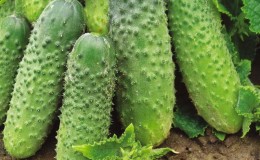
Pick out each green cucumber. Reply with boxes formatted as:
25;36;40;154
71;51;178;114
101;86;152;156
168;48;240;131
167;0;243;133
3;0;85;158
110;0;175;146
0;15;30;124
56;33;116;160
15;0;52;22
84;0;108;35
0;0;15;19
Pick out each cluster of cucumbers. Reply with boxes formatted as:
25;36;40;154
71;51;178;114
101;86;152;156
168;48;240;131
0;0;258;159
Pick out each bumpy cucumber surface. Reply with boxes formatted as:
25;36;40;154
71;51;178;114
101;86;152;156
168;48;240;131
110;0;175;146
167;0;242;133
0;0;15;19
0;15;30;124
56;33;116;160
3;0;85;158
15;0;51;22
85;0;108;35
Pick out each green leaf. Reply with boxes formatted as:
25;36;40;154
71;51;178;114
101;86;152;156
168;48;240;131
213;130;226;141
229;13;251;39
120;143;176;160
73;124;176;160
254;106;260;121
236;86;259;118
73;124;136;159
147;147;176;159
236;60;252;85
236;86;260;136
212;0;243;18
212;0;234;18
241;117;253;138
173;106;208;138
0;0;7;5
242;0;260;33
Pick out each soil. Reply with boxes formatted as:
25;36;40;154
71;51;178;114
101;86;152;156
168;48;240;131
0;46;259;160
162;129;260;160
0;127;259;160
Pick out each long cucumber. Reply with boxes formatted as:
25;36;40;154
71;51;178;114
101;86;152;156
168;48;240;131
167;0;243;133
110;0;175;146
3;0;85;158
56;33;116;160
0;15;30;124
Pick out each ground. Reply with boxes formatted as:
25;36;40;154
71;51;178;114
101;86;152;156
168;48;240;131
162;129;260;160
0;127;259;160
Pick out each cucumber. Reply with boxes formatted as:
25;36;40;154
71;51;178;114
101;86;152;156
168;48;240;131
15;0;52;22
167;0;243;133
0;15;30;124
56;33;116;160
84;0;108;35
3;0;85;158
110;0;175;146
0;0;15;19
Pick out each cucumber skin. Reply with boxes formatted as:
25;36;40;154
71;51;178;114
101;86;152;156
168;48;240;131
167;0;242;133
0;15;30;124
15;0;52;22
0;0;15;18
85;0;108;35
56;33;116;160
3;0;85;158
110;0;175;146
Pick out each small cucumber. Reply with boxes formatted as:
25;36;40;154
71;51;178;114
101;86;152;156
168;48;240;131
56;33;116;160
0;15;30;124
0;0;15;19
15;0;52;22
84;0;108;35
3;0;85;158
